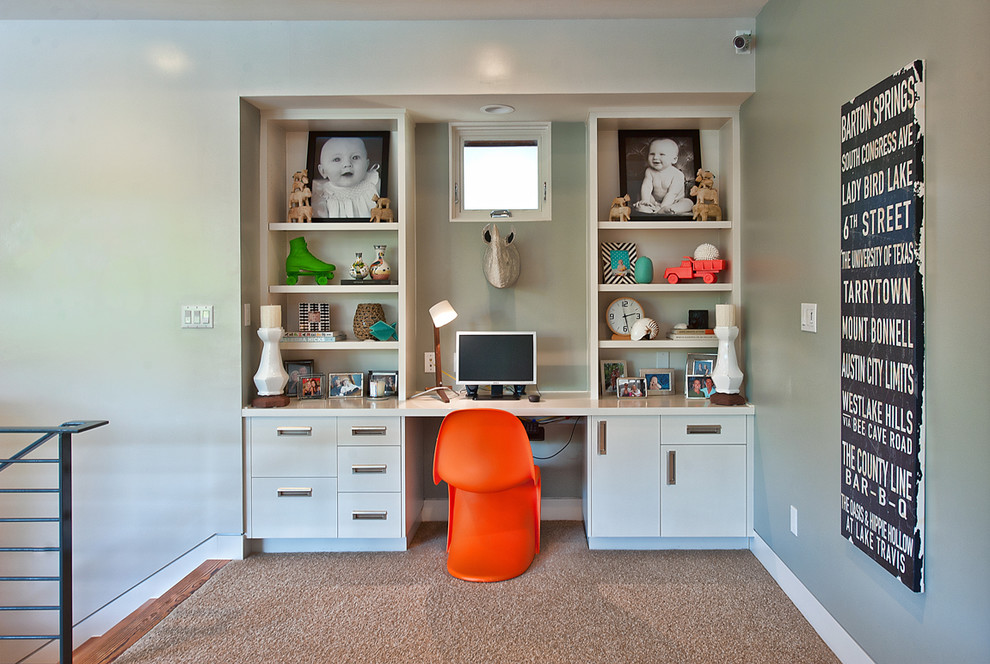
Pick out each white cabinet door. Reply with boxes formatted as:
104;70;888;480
588;416;661;538
660;444;747;537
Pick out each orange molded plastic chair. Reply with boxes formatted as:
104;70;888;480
433;408;541;582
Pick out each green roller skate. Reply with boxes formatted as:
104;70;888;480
285;236;336;286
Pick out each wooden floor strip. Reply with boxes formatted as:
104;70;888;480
73;559;229;664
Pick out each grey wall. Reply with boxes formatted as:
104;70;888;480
0;17;752;643
413;122;589;393
743;1;990;662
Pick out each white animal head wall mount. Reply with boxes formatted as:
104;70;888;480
482;223;520;289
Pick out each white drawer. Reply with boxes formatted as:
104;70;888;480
251;417;336;477
337;492;402;538
337;446;402;493
661;415;747;444
250;477;337;538
337;416;400;446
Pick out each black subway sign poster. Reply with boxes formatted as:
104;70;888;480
839;60;925;593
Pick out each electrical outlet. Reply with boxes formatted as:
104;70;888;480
801;303;817;333
424;352;436;373
790;505;799;536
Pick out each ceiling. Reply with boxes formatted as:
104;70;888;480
0;0;768;21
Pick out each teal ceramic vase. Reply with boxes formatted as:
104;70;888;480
635;256;654;284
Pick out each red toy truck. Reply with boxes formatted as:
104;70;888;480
663;256;727;284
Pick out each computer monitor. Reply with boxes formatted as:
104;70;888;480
455;331;537;397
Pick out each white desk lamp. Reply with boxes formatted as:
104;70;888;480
412;300;458;402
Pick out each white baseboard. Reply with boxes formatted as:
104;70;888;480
72;533;245;648
750;533;874;664
422;497;583;522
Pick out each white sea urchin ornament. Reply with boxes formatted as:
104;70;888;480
694;243;720;261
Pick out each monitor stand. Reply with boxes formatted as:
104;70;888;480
467;385;523;401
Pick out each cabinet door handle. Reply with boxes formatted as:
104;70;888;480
667;451;677;485
686;424;722;435
276;426;313;436
352;464;387;474
598;421;607;455
276;487;313;497
352;510;388;520
350;426;388;436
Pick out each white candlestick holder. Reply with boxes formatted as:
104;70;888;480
710;325;747;406
252;327;290;408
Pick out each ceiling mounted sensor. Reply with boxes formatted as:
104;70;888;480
733;31;753;54
481;104;516;115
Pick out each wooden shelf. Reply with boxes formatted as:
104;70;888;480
269;222;399;232
280;341;399;351
599;338;719;350
599;283;732;293
270;284;400;294
598;220;732;230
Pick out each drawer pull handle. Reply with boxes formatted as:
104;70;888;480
352;510;388;520
351;426;388;436
686;424;722;435
352;464;387;474
277;487;313;497
276;426;313;436
598;421;607;455
667;451;676;485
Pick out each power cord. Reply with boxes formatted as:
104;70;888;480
528;416;582;460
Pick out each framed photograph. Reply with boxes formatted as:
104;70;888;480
328;372;363;398
600;242;637;285
687;353;717;377
600;360;627;395
640;369;674;395
367;371;398;399
616;376;647;399
299;373;326;400
688;309;710;330
284;359;315;398
686;374;709;399
618;129;701;221
298;302;331;333
306;131;390;222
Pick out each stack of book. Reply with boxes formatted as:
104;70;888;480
282;331;348;342
667;327;714;340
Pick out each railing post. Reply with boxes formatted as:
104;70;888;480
59;429;73;664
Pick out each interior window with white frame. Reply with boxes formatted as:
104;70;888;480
449;122;552;222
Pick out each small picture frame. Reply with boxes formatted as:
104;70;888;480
618;129;702;221
367;371;398;399
640;369;674;395
616;376;647;399
688;309;710;330
284;359;315;398
328;372;364;398
687;353;717;377
306;131;390;222
600;360;627;395
299;373;326;400
686;375;709;399
601;242;637;285
298;303;331;332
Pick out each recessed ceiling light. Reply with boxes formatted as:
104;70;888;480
480;104;515;115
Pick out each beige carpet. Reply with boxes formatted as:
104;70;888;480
114;522;839;664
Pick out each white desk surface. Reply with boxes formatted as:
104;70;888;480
243;391;754;417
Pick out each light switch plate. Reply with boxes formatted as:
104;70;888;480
182;305;214;329
801;303;817;333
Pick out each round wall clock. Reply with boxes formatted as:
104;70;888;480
606;297;645;336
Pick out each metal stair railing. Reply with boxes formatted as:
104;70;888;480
0;420;108;664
